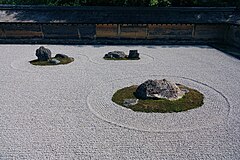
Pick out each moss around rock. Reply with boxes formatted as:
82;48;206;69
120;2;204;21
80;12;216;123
30;46;74;66
29;57;74;66
112;84;204;113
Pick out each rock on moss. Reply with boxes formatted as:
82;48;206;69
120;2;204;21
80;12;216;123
104;51;127;59
135;79;185;100
36;46;51;61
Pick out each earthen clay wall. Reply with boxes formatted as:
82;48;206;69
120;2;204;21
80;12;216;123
0;6;238;46
225;25;240;47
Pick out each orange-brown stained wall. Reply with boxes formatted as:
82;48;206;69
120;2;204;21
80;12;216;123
1;24;42;39
95;24;227;41
96;24;147;39
0;28;4;38
148;24;193;39
0;23;229;43
0;23;96;40
119;24;147;39
42;24;79;39
96;24;118;38
42;24;96;39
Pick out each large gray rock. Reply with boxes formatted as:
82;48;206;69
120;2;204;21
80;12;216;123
104;51;126;59
135;79;185;100
128;50;140;59
36;46;51;61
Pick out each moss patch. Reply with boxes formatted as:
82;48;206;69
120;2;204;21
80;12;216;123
30;57;74;66
112;85;204;113
103;57;140;60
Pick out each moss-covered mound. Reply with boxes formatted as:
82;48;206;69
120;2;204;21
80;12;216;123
112;84;204;113
30;57;74;66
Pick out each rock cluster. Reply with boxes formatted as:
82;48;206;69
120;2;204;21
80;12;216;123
104;50;140;59
34;47;72;65
36;46;51;61
135;79;185;100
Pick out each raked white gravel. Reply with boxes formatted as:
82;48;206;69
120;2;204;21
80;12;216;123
0;45;239;159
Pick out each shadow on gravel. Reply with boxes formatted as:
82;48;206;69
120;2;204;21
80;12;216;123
159;45;211;49
210;44;240;60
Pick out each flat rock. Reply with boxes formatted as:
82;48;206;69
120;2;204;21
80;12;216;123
135;79;185;100
49;58;60;65
104;51;126;59
36;46;51;61
55;54;69;59
123;99;139;107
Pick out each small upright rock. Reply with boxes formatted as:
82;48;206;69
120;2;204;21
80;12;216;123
128;50;140;59
135;79;185;100
36;46;51;61
55;54;69;59
104;51;126;59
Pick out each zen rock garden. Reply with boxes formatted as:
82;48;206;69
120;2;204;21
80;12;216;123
29;46;74;65
104;50;140;60
112;79;204;113
29;46;204;113
1;44;238;159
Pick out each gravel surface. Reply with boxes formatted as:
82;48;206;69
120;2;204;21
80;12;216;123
0;45;239;159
